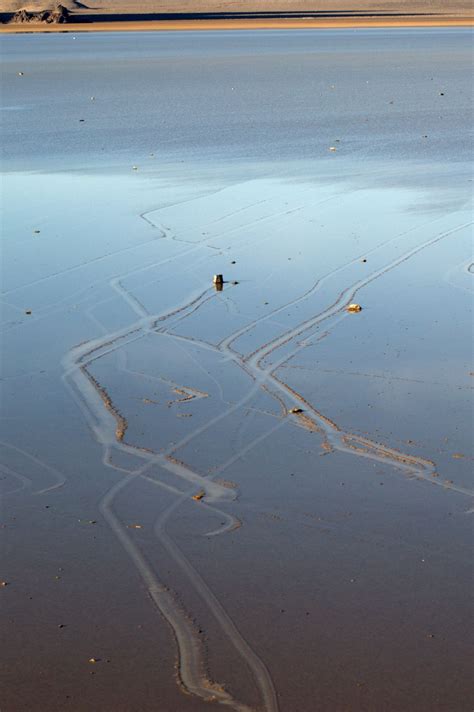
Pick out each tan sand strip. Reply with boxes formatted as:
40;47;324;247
1;16;473;32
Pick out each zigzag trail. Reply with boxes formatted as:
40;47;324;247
60;184;473;712
61;221;280;709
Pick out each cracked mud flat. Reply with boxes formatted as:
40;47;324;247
1;29;473;712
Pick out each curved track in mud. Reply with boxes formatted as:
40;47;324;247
60;184;473;711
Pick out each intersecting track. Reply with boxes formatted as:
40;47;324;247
59;184;473;711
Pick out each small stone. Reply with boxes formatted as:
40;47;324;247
25;310;32;315
0;581;9;587
289;407;303;414
18;71;24;76
192;491;205;501
88;658;100;663
346;303;362;313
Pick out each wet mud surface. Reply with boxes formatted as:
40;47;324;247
1;29;473;712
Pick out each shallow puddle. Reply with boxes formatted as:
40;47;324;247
1;28;472;712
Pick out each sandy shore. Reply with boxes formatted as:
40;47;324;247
1;16;473;32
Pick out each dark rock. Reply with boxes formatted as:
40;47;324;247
10;5;70;24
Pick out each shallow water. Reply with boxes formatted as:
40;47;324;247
1;29;473;712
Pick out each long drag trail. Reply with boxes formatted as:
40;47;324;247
60;183;473;711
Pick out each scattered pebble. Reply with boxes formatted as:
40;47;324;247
25;310;32;315
0;581;9;587
18;71;24;76
132;166;138;171
329;146;337;152
289;407;303;414
88;658;100;664
192;491;205;501
346;303;362;313
33;229;40;234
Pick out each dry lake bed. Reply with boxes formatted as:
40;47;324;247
1;28;473;711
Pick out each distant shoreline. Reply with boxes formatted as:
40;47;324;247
1;15;473;33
